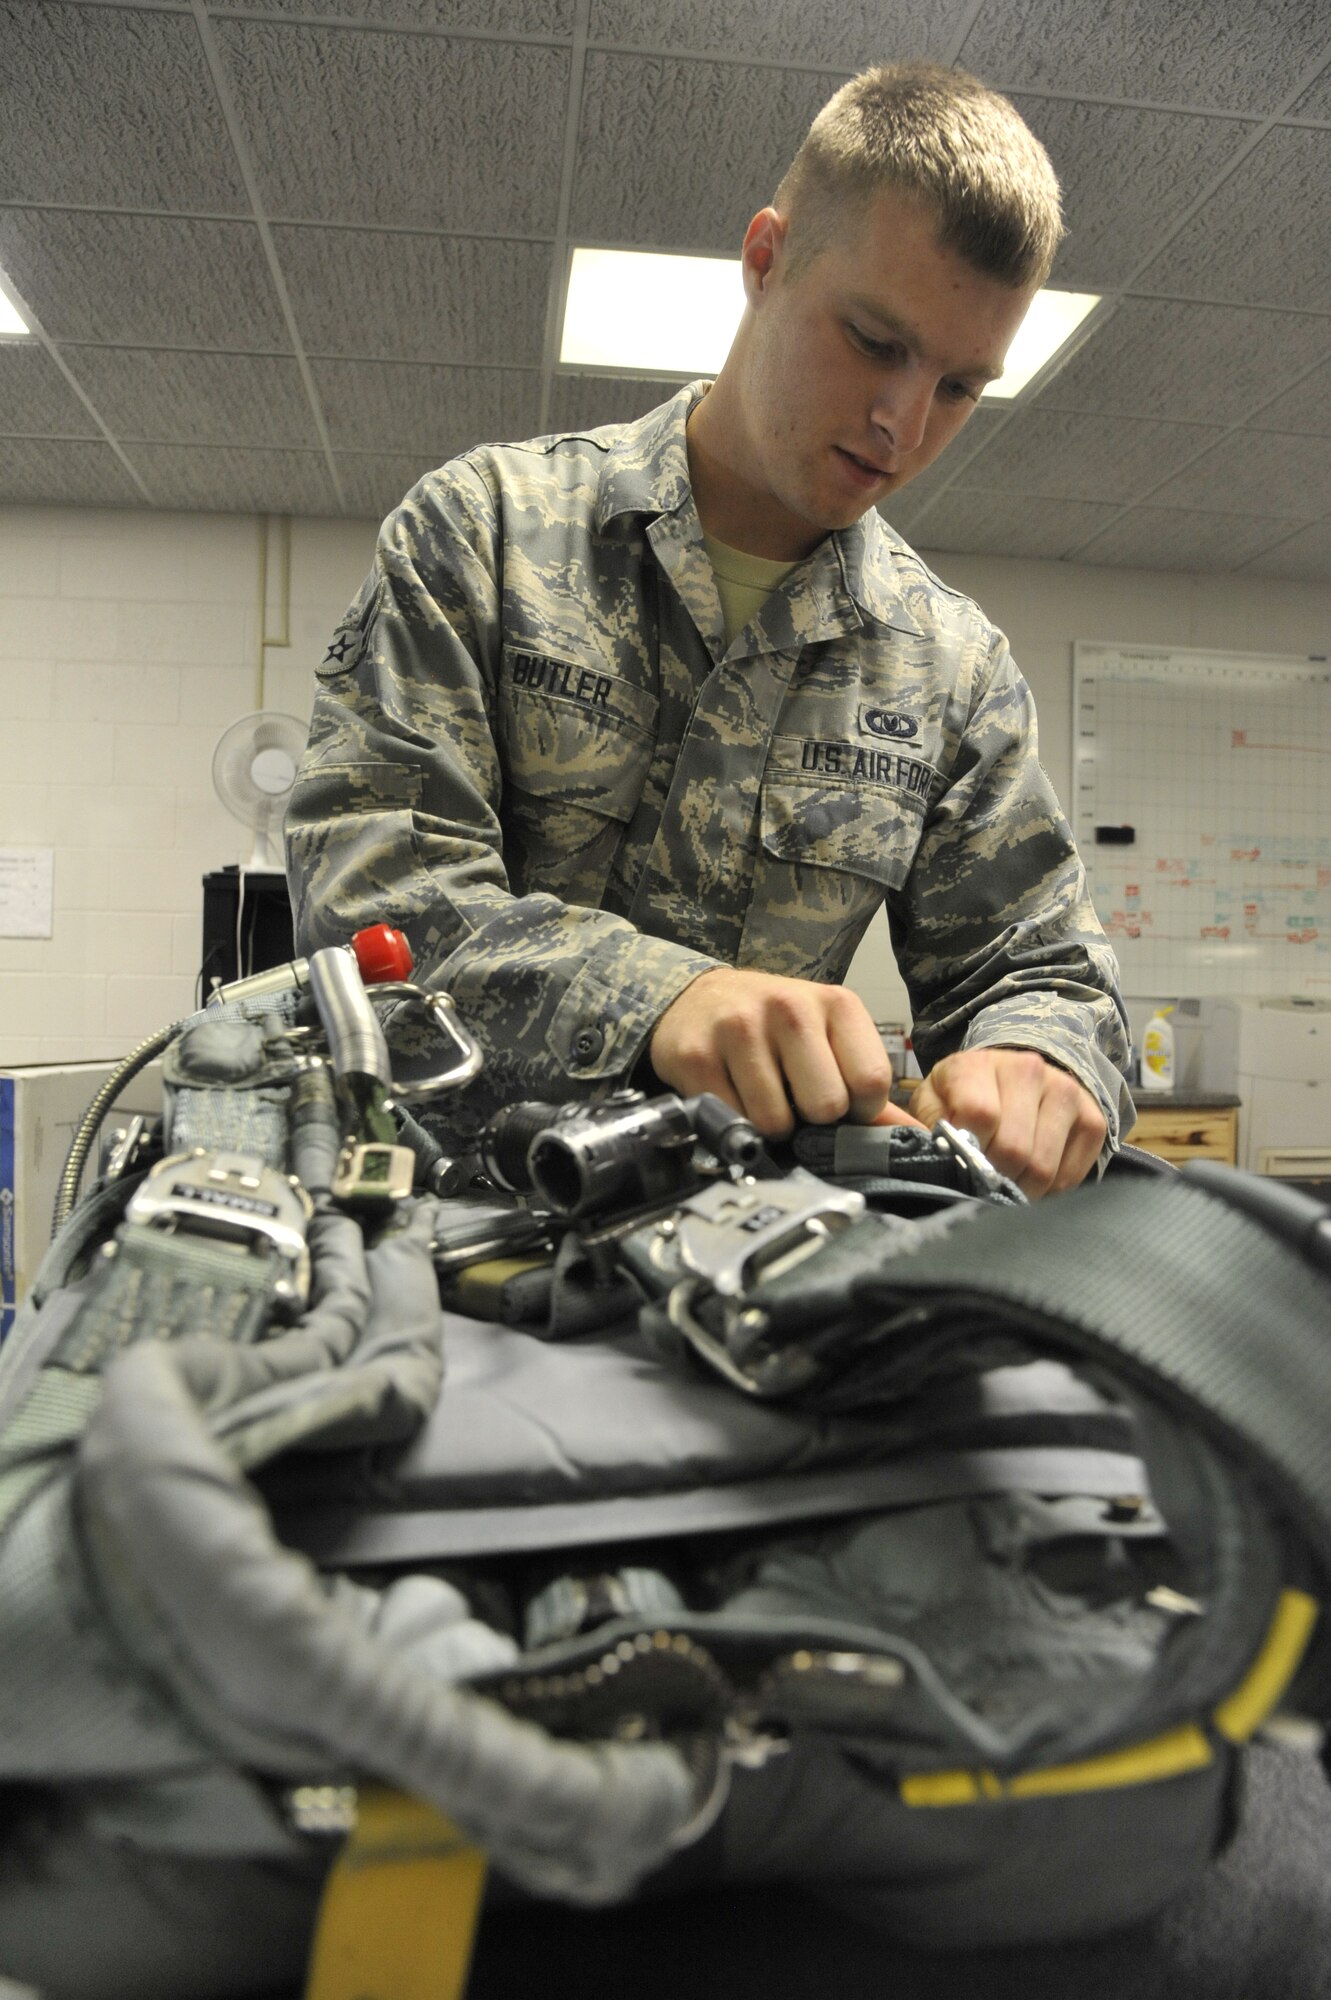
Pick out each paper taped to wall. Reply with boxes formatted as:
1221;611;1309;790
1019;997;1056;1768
0;848;54;939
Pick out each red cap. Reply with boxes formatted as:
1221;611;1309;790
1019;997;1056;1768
350;924;414;984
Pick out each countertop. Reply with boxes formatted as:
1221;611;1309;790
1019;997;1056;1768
1127;1091;1241;1111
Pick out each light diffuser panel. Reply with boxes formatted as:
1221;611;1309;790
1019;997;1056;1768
560;247;1099;398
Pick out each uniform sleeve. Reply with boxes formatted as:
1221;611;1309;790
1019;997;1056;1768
284;464;719;1119
887;628;1133;1146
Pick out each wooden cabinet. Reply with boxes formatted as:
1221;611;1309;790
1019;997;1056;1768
1125;1102;1238;1167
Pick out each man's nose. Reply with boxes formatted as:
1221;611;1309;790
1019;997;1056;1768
871;373;933;457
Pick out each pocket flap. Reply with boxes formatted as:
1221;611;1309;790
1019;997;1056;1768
758;776;923;892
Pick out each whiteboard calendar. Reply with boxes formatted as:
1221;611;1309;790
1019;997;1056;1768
1073;643;1331;999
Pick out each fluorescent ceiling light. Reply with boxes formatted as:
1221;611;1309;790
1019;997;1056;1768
0;277;32;338
560;247;1099;397
561;249;743;375
982;288;1099;400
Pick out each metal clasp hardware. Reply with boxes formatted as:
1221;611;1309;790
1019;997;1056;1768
125;1149;314;1306
932;1120;1027;1204
283;1784;359;1838
331;1140;416;1206
673;1168;865;1297
366;983;484;1103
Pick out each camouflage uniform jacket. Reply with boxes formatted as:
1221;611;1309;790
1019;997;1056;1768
287;382;1131;1139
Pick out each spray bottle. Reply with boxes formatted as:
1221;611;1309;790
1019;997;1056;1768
1138;1004;1176;1093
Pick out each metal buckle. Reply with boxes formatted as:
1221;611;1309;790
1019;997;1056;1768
672;1169;865;1298
932;1120;1027;1204
125;1149;314;1307
331;1139;416;1205
367;982;484;1102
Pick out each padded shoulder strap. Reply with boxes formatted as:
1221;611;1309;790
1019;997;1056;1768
852;1171;1331;1580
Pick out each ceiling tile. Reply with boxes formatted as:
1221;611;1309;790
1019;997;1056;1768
1072;506;1305;571
587;0;967;67
0;210;288;348
0;436;144;506
1241;517;1331;582
570;53;838;251
1035;298;1331;427
311;358;542;453
0;2;249;214
879;487;949;545
334;450;450;521
60;347;320;446
1133;126;1331;312
0;343;95;435
213;20;570;233
953;410;1225;504
1246;353;1331;437
276;226;553;365
546;374;691;432
1006;96;1253;290
238;0;574;30
1287;59;1331;121
123;444;340;514
959;0;1329;114
1145;429;1331;517
910;491;1122;560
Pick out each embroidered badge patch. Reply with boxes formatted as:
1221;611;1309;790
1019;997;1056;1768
859;706;919;740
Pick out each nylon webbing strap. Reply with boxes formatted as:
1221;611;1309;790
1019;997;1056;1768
60;1229;281;1365
304;1790;487;2000
854;1175;1331;1578
790;1124;973;1188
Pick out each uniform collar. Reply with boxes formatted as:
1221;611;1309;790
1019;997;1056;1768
832;510;927;639
594;380;704;530
596;381;926;641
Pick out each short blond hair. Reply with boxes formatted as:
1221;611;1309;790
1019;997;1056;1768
774;63;1064;288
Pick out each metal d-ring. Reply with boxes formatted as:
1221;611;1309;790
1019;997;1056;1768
367;981;484;1101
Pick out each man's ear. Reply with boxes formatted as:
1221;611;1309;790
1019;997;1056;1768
740;207;789;302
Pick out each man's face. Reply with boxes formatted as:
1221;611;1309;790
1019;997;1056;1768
731;188;1037;557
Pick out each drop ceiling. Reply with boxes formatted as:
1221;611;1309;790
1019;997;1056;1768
2;0;1331;578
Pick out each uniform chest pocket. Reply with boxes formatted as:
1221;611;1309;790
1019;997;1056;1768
738;775;926;982
497;649;657;900
498;649;656;818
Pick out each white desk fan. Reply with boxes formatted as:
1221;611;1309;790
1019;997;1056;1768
212;712;306;870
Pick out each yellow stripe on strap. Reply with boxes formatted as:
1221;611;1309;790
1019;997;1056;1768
304;1790;487;2000
902;1589;1321;1810
1004;1724;1212;1797
901;1724;1212;1808
1213;1588;1320;1743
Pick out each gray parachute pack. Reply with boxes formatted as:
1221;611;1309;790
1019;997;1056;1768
2;943;1331;2000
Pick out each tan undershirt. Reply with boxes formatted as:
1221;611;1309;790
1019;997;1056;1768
702;532;799;651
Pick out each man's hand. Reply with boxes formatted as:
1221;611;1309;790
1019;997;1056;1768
649;968;925;1137
910;1047;1106;1198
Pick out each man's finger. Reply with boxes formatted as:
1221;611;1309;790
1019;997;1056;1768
826;1001;896;1124
722;1030;802;1135
867;1100;929;1130
1047;1102;1108;1194
768;1015;852;1128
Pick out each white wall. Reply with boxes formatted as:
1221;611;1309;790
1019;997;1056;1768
1;503;1328;1063
0;506;374;1063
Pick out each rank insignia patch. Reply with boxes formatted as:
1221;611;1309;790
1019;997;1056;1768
317;576;382;680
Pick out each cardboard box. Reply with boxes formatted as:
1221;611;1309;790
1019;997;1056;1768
0;1061;161;1340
